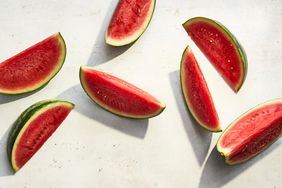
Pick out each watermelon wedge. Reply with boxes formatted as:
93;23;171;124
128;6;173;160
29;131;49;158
79;66;165;118
180;46;221;132
217;99;282;165
105;0;156;46
183;17;247;92
0;33;66;94
7;100;74;172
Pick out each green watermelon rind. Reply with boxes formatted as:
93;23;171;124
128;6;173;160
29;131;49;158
7;99;74;172
216;99;282;165
79;66;166;119
7;100;53;165
215;21;248;92
0;33;67;95
219;136;281;165
105;0;156;47
182;17;248;93
180;46;221;133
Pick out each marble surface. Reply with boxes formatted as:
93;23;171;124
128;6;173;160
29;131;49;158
0;0;281;187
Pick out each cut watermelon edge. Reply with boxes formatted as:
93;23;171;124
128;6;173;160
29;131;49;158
105;0;156;47
79;66;166;119
8;100;74;172
218;135;281;165
0;32;67;95
180;46;222;132
216;98;282;165
182;17;248;93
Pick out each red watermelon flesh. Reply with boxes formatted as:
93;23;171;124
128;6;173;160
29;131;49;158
217;100;282;164
180;46;221;132
0;33;66;94
183;17;247;92
11;100;74;171
80;67;165;118
106;0;155;46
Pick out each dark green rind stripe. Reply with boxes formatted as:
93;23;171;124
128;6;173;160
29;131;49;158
7;100;53;164
7;99;74;171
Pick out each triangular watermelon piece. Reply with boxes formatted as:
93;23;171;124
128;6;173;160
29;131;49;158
0;33;66;94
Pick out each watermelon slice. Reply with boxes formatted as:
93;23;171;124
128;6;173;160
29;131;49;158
105;0;156;46
217;99;282;165
0;33;66;94
183;17;247;92
7;100;74;172
79;66;165;118
180;46;221;132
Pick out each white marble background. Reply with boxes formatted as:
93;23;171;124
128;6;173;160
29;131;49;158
0;0;281;187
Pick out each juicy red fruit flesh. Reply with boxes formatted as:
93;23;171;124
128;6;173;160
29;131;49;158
184;20;243;91
220;103;282;150
218;100;282;164
14;105;72;169
229;118;282;162
0;35;62;91
107;0;152;40
81;68;163;117
181;47;220;131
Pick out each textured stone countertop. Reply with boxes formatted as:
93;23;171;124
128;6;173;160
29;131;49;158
0;0;281;187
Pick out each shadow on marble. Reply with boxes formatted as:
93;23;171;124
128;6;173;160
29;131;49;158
0;124;15;177
169;70;212;167
0;85;45;105
199;141;281;188
56;84;148;139
86;0;133;66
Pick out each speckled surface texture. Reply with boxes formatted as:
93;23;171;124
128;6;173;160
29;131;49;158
0;0;281;187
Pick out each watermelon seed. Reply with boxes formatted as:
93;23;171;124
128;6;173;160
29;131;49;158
200;28;206;32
